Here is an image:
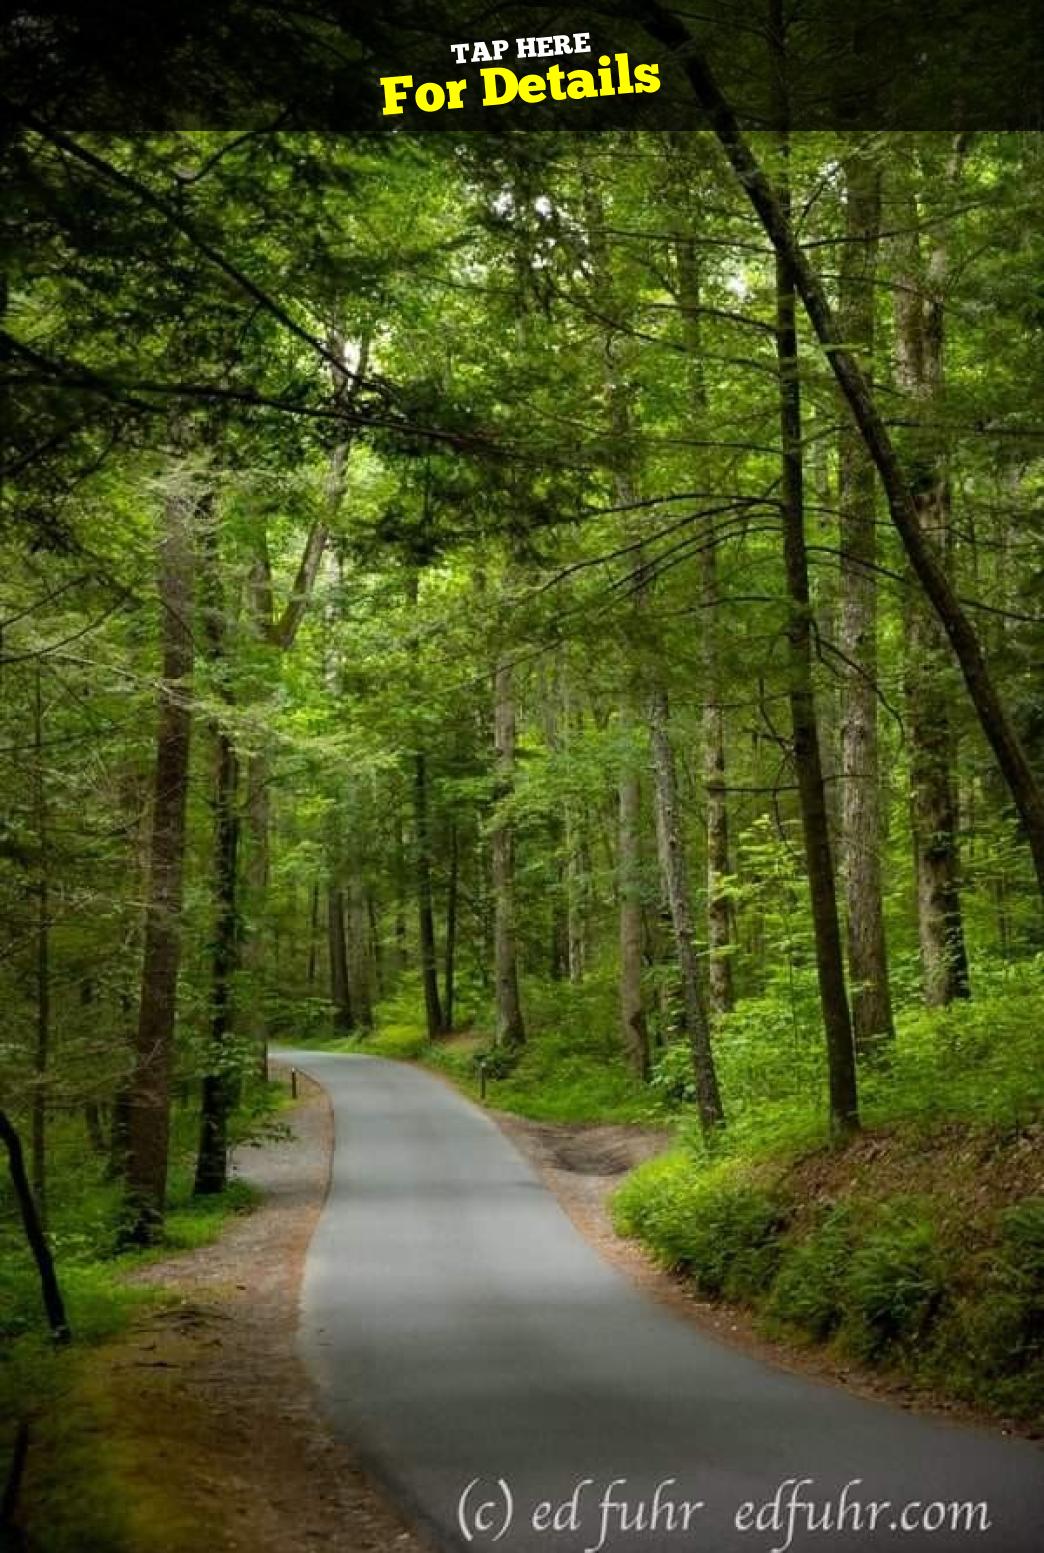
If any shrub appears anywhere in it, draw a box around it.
[839,1201,951,1362]
[768,1205,856,1341]
[613,1154,785,1299]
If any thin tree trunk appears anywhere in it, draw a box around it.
[444,821,458,1032]
[640,9,1044,895]
[32,666,49,1229]
[194,513,241,1195]
[348,879,373,1032]
[368,890,385,999]
[672,201,736,1016]
[193,730,239,1193]
[581,157,650,1074]
[0,1109,69,1343]
[839,151,895,1054]
[563,695,588,985]
[124,480,196,1243]
[327,885,353,1036]
[240,331,361,1075]
[1,1418,29,1535]
[893,177,971,1006]
[618,738,649,1079]
[84,1102,106,1156]
[492,658,526,1049]
[774,140,860,1139]
[306,880,320,987]
[414,752,444,1040]
[701,545,736,1018]
[394,814,408,976]
[649,685,725,1134]
[241,749,271,1077]
[108,990,134,1179]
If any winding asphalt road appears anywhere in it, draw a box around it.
[283,1051,1042,1553]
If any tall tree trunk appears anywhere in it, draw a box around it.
[306,880,320,987]
[444,820,458,1031]
[348,878,373,1032]
[893,177,971,1006]
[0,1109,69,1343]
[639,10,1044,895]
[701,545,736,1018]
[581,157,651,1075]
[327,885,353,1036]
[194,511,241,1194]
[672,195,736,1016]
[559,673,589,985]
[414,752,444,1040]
[194,725,239,1194]
[368,890,385,1000]
[774,142,860,1140]
[394,814,409,976]
[239,332,362,1076]
[241,748,271,1078]
[618,731,649,1078]
[492,658,526,1049]
[32,666,49,1229]
[838,151,895,1054]
[649,685,725,1134]
[124,480,196,1243]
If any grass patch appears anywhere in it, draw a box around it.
[1,1082,280,1550]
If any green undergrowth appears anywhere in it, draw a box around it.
[0,1082,282,1550]
[613,1141,1044,1424]
[315,975,668,1124]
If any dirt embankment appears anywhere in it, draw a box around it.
[493,1110,1040,1437]
[73,1073,428,1553]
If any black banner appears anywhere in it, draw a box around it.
[2,0,1043,130]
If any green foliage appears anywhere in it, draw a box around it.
[469,981,655,1123]
[767,1206,857,1341]
[613,1154,785,1299]
[614,1154,1044,1422]
[840,1204,951,1361]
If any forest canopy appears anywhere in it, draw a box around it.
[2,114,1043,1338]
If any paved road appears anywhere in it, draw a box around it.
[284,1051,1042,1553]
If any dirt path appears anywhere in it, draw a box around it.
[94,1070,428,1553]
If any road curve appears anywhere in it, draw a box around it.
[283,1051,1042,1553]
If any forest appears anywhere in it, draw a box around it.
[3,108,1044,1544]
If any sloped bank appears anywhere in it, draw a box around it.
[612,1122,1044,1430]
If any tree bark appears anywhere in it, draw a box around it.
[327,885,353,1036]
[444,820,458,1031]
[580,156,651,1074]
[306,880,320,987]
[893,176,971,1006]
[194,509,242,1195]
[32,665,50,1229]
[193,726,239,1193]
[838,151,896,1054]
[414,751,444,1040]
[672,215,737,1019]
[774,143,860,1139]
[649,685,725,1134]
[492,658,526,1049]
[348,878,373,1032]
[0,1109,69,1343]
[617,733,649,1079]
[637,6,1044,896]
[124,479,196,1243]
